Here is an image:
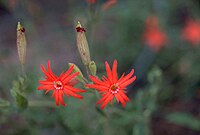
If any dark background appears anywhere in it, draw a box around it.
[0,0,200,135]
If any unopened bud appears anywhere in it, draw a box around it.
[17,22,27,66]
[88,61,97,76]
[68,63,85,83]
[76,21,91,66]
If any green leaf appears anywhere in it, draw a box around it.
[10,75,28,110]
[166,112,200,131]
[95,106,107,117]
[147,66,162,84]
[0,98,10,107]
[11,89,28,109]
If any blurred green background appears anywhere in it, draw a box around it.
[0,0,200,135]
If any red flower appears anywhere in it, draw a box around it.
[87,0,96,4]
[102,0,117,11]
[182,20,200,45]
[144,16,167,52]
[85,60,136,109]
[38,61,86,106]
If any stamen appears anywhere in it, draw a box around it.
[54,81,63,90]
[109,84,119,94]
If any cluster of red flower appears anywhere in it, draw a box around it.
[38,12,200,109]
[143,16,200,52]
[87,0,117,11]
[181,20,200,45]
[143,16,167,52]
[38,60,136,109]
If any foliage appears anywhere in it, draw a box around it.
[0,0,200,135]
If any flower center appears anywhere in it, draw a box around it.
[110,84,119,94]
[54,81,63,90]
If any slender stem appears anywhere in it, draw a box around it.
[85,64,91,77]
[0,100,55,108]
[0,103,10,107]
[29,100,55,107]
[82,76,89,84]
[21,64,26,77]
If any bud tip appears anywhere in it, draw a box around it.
[76,21,82,28]
[17,22,21,30]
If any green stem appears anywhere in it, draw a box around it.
[82,76,89,84]
[20,64,27,79]
[0,100,55,108]
[29,100,55,107]
[0,102,10,107]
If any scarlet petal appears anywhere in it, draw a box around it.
[68,78,79,86]
[120,76,136,88]
[115,93,126,106]
[105,61,113,83]
[118,69,134,85]
[47,60,58,80]
[63,72,79,84]
[39,80,54,85]
[45,89,53,94]
[85,84,108,91]
[60,65,74,81]
[100,94,114,109]
[118,91,130,102]
[89,76,110,87]
[40,64,55,81]
[102,76,109,82]
[96,92,111,105]
[118,73,125,82]
[59,91,66,106]
[112,59,118,82]
[38,85,54,90]
[52,91,59,106]
[63,89,83,99]
[64,85,86,93]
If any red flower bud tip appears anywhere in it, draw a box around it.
[87,0,96,4]
[18,27,25,33]
[76,27,86,33]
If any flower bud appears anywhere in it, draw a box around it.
[76,21,91,66]
[88,61,97,76]
[17,22,27,66]
[68,63,85,83]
